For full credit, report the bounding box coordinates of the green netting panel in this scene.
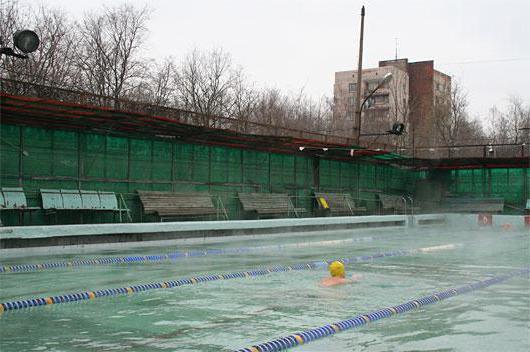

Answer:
[242,150,269,191]
[106,136,128,180]
[23,127,53,177]
[227,148,242,184]
[270,154,295,190]
[191,145,210,183]
[129,139,152,181]
[210,147,229,184]
[339,162,355,190]
[174,143,193,181]
[52,130,78,177]
[82,134,106,178]
[0,124,20,178]
[152,141,172,181]
[358,163,375,191]
[319,159,341,190]
[448,168,528,207]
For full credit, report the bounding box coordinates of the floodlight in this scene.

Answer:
[382,72,393,84]
[299,146,305,151]
[0,29,39,59]
[389,123,405,135]
[13,30,40,53]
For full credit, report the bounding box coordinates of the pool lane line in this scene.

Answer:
[1,229,525,275]
[0,244,455,314]
[0,235,379,274]
[235,267,530,352]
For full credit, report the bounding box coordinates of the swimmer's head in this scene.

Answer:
[328,261,345,278]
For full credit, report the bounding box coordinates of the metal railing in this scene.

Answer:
[0,78,356,146]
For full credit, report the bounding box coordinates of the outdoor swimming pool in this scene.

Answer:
[0,225,529,351]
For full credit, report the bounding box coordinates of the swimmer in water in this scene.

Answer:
[320,261,362,287]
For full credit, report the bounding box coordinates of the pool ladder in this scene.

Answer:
[401,195,415,227]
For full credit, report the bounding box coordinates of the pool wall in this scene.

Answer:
[0,214,449,253]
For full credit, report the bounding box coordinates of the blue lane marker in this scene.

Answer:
[0,244,454,314]
[234,268,530,352]
[0,236,378,274]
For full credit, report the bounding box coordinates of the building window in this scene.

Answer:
[348,83,357,93]
[367,81,380,91]
[350,96,356,106]
[373,95,389,105]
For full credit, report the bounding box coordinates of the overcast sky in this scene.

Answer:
[44,0,529,120]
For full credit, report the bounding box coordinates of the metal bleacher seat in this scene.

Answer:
[0,187,40,225]
[40,189,130,221]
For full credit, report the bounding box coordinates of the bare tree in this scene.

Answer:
[76,4,150,104]
[486,105,511,144]
[434,80,470,146]
[0,0,26,49]
[135,57,177,106]
[175,48,240,127]
[505,95,529,143]
[228,70,259,131]
[1,1,79,92]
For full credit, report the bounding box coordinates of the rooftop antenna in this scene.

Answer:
[394,37,398,60]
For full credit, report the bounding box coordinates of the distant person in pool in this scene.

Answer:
[320,261,362,287]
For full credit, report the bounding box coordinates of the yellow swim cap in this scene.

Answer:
[329,261,345,278]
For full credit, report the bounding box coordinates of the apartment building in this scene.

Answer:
[334,58,451,148]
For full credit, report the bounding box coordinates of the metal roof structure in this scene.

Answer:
[0,92,402,163]
[1,88,527,170]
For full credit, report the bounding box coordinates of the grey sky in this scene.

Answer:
[43,0,530,120]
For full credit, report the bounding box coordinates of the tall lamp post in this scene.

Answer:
[353,6,365,145]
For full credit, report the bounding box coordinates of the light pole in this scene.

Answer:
[353,6,365,145]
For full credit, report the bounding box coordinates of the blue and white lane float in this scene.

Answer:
[235,267,530,352]
[0,236,378,274]
[0,244,454,314]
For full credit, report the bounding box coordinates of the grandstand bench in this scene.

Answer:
[378,194,420,214]
[238,192,304,219]
[314,192,366,216]
[138,191,225,221]
[441,197,504,213]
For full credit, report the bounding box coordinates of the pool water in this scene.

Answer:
[0,226,529,351]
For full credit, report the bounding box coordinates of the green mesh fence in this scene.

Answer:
[1,124,526,225]
[449,168,529,208]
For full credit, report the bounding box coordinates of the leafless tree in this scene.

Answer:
[1,1,79,94]
[504,95,529,143]
[486,105,511,144]
[133,57,177,106]
[0,0,26,49]
[434,80,469,146]
[75,4,150,104]
[175,48,240,127]
[228,70,259,131]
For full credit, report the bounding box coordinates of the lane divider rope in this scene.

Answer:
[0,236,379,274]
[235,267,530,352]
[0,244,454,314]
